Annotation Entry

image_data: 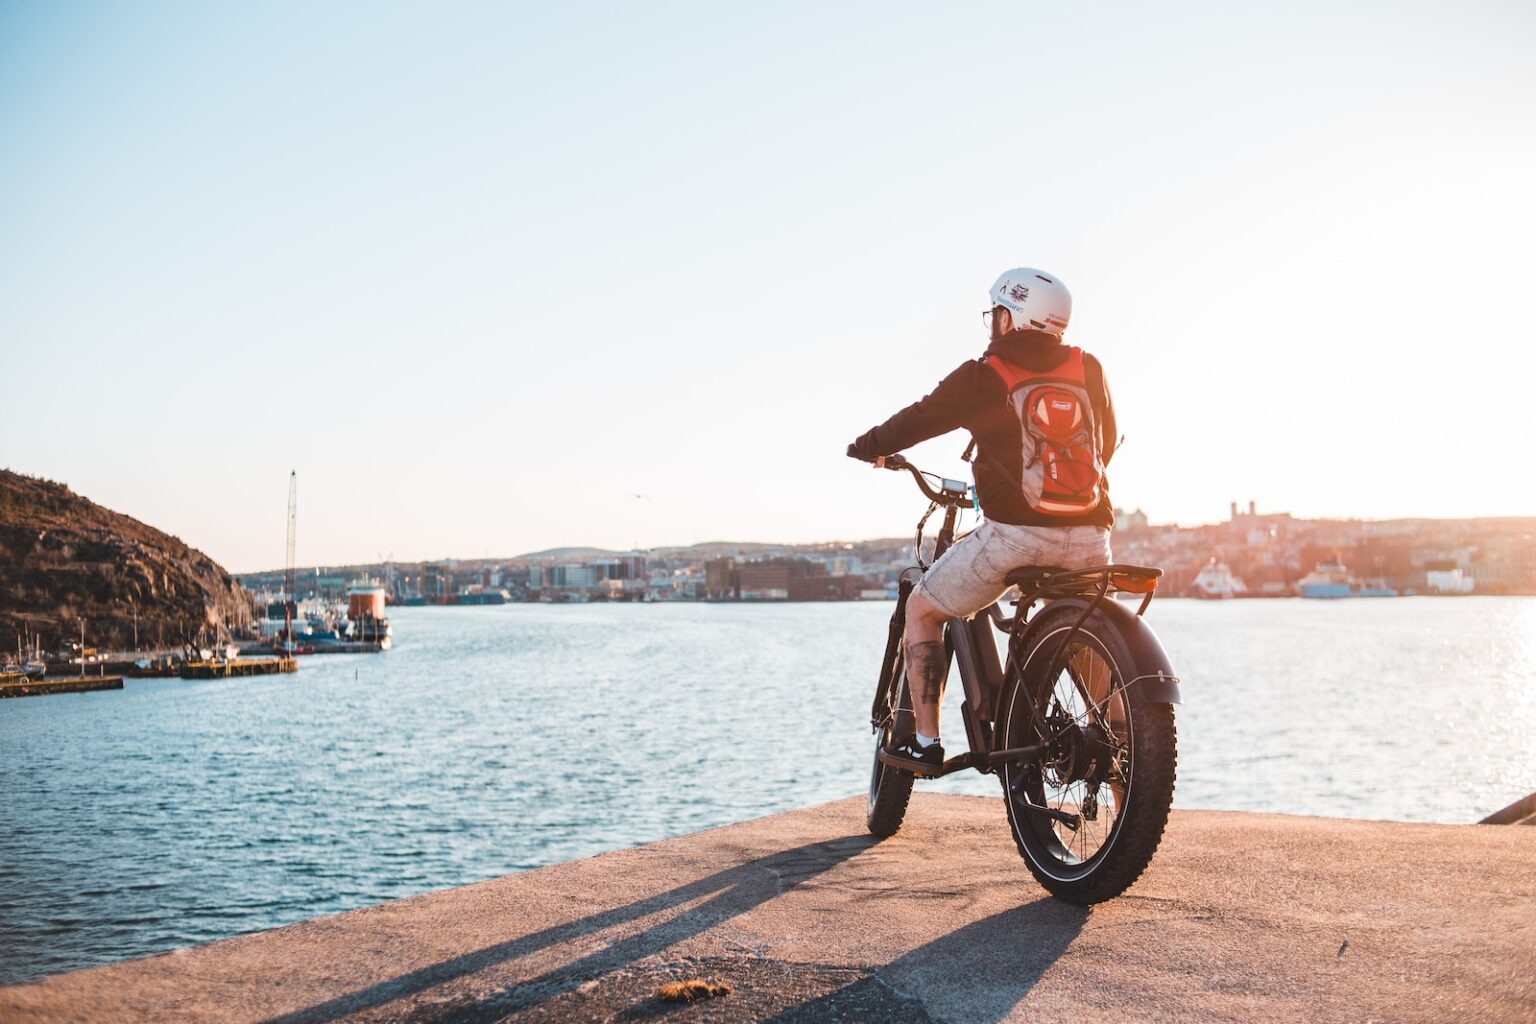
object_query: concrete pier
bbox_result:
[0,675,123,698]
[1,794,1532,1022]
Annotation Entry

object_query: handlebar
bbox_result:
[850,450,970,508]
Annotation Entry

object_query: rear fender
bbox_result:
[1037,596,1182,705]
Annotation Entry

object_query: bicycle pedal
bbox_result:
[879,747,945,777]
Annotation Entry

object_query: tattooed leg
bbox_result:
[905,640,947,738]
[903,587,952,739]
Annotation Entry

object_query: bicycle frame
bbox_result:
[861,447,1183,900]
[868,452,1180,783]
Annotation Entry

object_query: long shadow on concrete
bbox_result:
[764,898,1088,1023]
[263,834,877,1024]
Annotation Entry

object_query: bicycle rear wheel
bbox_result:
[997,603,1177,904]
[867,650,915,838]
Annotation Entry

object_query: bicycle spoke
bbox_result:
[1065,648,1115,734]
[1024,641,1134,867]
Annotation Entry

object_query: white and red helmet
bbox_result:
[989,267,1071,336]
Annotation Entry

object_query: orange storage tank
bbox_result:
[347,585,386,620]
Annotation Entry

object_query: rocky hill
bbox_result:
[0,470,256,653]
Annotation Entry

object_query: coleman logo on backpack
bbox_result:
[985,348,1105,516]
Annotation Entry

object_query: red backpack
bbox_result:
[985,348,1106,516]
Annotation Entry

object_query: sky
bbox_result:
[2,0,1533,573]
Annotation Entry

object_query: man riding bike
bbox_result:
[847,267,1118,775]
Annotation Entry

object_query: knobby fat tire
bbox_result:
[998,604,1178,904]
[867,654,915,838]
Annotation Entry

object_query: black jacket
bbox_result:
[850,330,1117,528]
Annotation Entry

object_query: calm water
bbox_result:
[2,598,1533,983]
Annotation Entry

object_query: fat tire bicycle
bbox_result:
[861,451,1181,905]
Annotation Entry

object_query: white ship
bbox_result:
[1191,558,1247,599]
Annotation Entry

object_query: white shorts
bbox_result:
[915,519,1112,619]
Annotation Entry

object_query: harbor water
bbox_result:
[2,597,1533,983]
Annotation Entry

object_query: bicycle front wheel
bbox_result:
[997,603,1177,904]
[867,650,915,838]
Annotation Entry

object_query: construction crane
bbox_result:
[284,470,297,638]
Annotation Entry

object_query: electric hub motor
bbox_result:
[1045,712,1115,786]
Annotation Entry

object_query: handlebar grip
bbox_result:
[846,445,910,471]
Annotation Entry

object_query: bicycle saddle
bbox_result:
[1005,563,1163,595]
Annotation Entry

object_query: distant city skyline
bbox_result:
[4,1,1533,572]
[236,505,1536,601]
[237,504,1533,578]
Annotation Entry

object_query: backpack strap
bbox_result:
[985,347,1085,391]
[968,355,1029,495]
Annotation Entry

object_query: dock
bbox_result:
[309,641,387,654]
[235,641,389,657]
[1,793,1531,1022]
[178,657,298,679]
[0,675,125,698]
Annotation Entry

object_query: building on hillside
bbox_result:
[1114,507,1149,532]
[547,564,602,590]
[1427,568,1475,594]
[705,558,737,600]
[738,563,792,600]
[786,575,871,601]
[420,564,449,600]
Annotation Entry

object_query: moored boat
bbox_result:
[1298,562,1398,598]
[1191,558,1247,599]
[346,583,394,650]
